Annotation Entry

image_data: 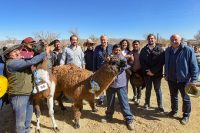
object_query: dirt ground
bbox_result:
[0,79,200,133]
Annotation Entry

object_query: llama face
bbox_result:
[33,41,46,54]
[105,56,127,75]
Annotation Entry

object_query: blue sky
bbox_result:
[0,0,200,40]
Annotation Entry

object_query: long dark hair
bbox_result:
[119,39,130,51]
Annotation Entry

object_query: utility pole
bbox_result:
[157,33,159,43]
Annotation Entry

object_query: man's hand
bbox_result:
[146,69,154,76]
[31,65,36,72]
[126,54,134,61]
[189,82,196,87]
[45,46,51,54]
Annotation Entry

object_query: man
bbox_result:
[128,40,143,105]
[93,35,113,106]
[84,38,96,71]
[139,34,165,113]
[4,44,49,133]
[60,35,85,69]
[165,34,199,125]
[52,39,63,66]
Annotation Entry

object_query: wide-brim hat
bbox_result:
[3,44,23,56]
[185,83,200,98]
[83,39,97,47]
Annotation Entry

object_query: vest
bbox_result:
[6,60,33,95]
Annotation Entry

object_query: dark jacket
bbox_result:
[139,44,165,77]
[165,44,199,83]
[93,44,113,71]
[84,48,94,71]
[52,50,63,66]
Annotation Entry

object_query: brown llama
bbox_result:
[53,58,126,129]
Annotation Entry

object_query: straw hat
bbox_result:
[185,83,200,98]
[83,39,97,47]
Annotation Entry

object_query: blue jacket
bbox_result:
[0,63,4,75]
[165,44,199,83]
[0,56,5,75]
[93,44,113,71]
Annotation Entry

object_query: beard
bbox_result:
[148,42,155,45]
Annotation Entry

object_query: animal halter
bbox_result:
[89,79,100,94]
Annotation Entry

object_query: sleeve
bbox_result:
[60,48,66,65]
[139,48,149,73]
[7,52,46,72]
[189,49,199,83]
[52,51,57,66]
[93,47,98,72]
[81,48,86,66]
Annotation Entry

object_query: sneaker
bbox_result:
[126,122,134,130]
[131,96,137,102]
[157,107,165,114]
[180,117,189,125]
[101,116,113,123]
[167,111,178,118]
[96,100,104,106]
[135,99,140,105]
[144,103,150,110]
[82,100,87,105]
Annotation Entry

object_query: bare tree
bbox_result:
[5,36,18,44]
[89,35,99,43]
[194,30,200,42]
[33,31,60,44]
[0,37,18,48]
[157,37,170,47]
[68,28,79,37]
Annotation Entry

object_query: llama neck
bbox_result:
[37,57,48,71]
[91,66,117,97]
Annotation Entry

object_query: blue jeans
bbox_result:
[10,95,33,133]
[106,86,133,124]
[168,81,191,117]
[144,76,163,108]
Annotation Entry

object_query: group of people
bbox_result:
[0,33,199,132]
